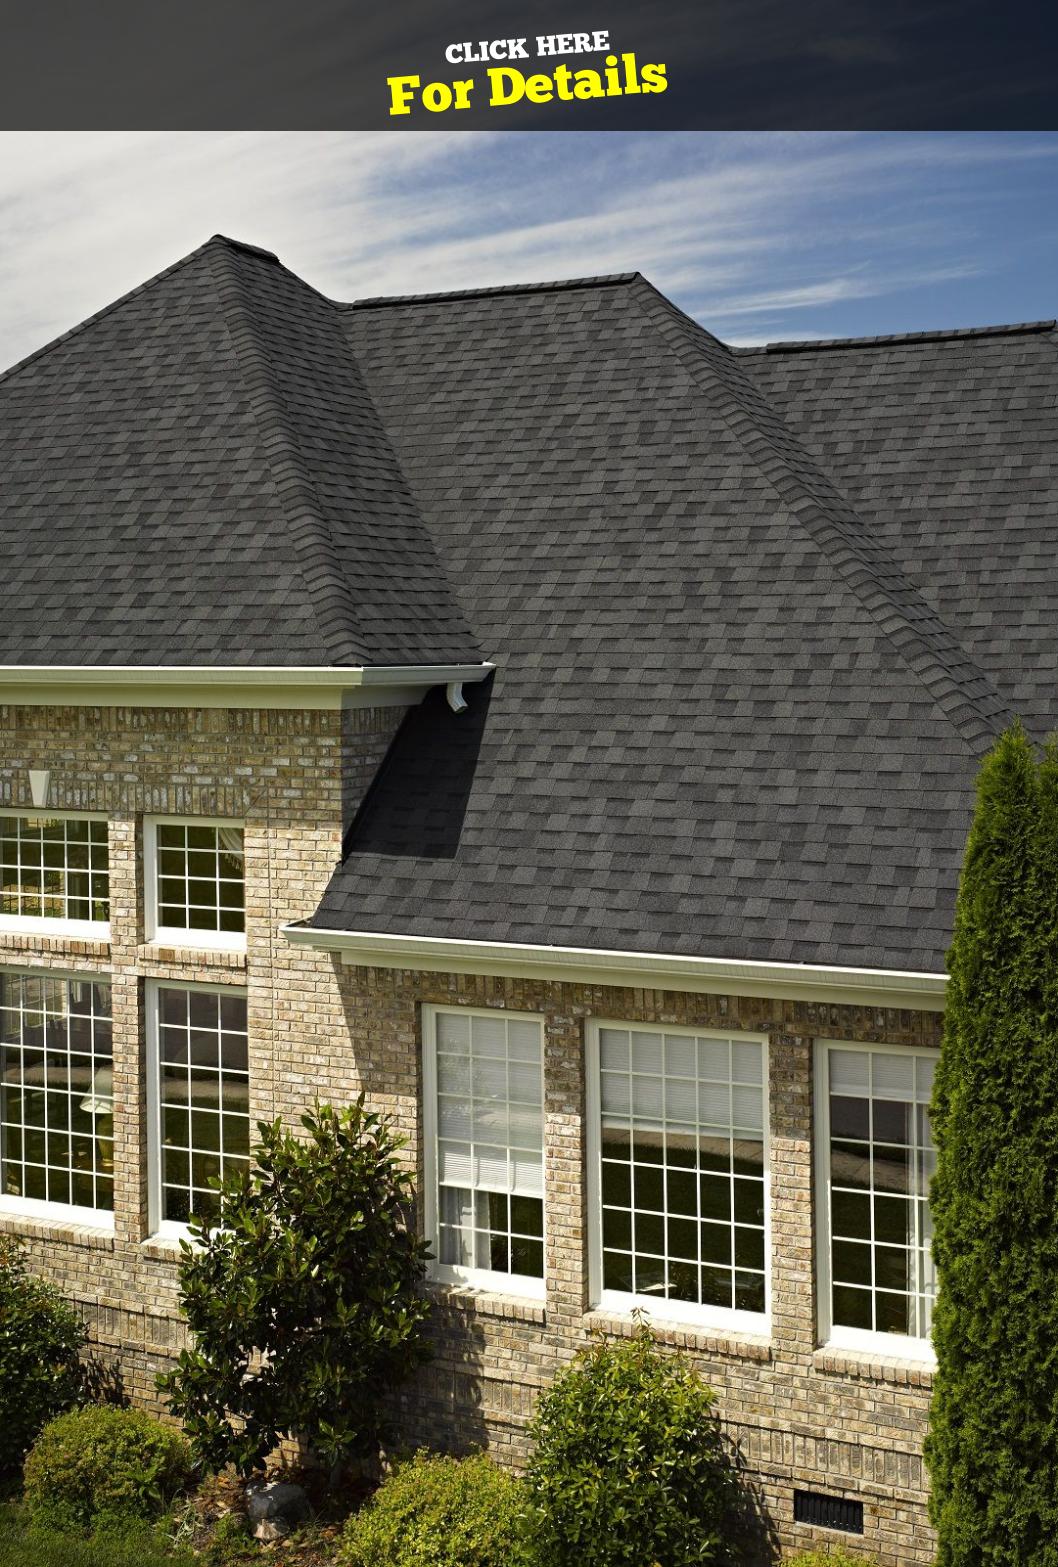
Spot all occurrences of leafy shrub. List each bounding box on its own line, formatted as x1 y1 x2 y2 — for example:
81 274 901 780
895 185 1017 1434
159 1099 432 1476
339 1450 530 1567
22 1405 192 1533
926 724 1058 1563
526 1320 737 1567
0 1239 85 1474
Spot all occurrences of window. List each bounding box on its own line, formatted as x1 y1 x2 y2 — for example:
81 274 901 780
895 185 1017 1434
0 813 109 934
147 982 249 1234
146 819 245 947
423 1006 544 1296
816 1041 937 1356
0 970 113 1223
588 1023 769 1331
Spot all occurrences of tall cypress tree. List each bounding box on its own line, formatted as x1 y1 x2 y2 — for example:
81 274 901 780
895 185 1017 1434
926 722 1058 1564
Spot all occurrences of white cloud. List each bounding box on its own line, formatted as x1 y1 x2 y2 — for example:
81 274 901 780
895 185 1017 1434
0 130 1053 371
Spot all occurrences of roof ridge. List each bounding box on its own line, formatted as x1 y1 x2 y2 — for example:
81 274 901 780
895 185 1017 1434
636 278 1014 754
757 319 1056 355
349 273 641 310
207 241 369 667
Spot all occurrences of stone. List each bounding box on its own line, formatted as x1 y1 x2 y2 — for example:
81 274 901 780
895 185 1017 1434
246 1479 311 1541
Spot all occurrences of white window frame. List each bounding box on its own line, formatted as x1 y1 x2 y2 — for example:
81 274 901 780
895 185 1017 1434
144 816 246 951
0 809 111 940
814 1038 938 1364
586 1019 771 1336
145 977 249 1240
422 1003 546 1300
0 966 115 1230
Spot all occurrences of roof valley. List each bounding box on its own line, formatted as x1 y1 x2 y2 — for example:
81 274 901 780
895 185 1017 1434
207 241 368 667
637 278 1015 755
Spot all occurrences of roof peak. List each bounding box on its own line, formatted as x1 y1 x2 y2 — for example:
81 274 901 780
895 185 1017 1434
207 234 281 264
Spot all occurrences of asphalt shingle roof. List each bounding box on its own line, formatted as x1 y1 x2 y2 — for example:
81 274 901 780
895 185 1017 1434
311 275 1058 974
0 236 480 667
4 239 1055 973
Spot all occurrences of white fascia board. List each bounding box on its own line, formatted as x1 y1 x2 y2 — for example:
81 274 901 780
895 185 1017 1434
281 925 948 1011
0 663 493 710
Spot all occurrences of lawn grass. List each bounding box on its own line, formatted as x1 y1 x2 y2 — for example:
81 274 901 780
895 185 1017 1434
0 1502 196 1567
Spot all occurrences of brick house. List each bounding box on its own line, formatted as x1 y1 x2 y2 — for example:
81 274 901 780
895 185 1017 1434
0 233 1051 1562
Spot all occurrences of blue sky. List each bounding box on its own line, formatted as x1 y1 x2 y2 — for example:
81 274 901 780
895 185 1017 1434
0 130 1056 370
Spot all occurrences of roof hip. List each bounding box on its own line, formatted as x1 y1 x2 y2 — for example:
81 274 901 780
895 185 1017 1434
637 277 1015 755
207 240 368 667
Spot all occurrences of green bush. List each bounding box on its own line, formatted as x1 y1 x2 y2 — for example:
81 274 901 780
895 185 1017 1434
0 1239 85 1474
22 1405 193 1533
525 1320 737 1567
159 1099 432 1476
339 1450 530 1567
926 724 1058 1564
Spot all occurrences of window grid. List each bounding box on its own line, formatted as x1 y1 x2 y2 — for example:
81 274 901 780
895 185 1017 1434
0 815 108 925
0 972 113 1215
430 1008 544 1285
598 1028 767 1318
826 1046 936 1342
156 985 249 1226
155 823 244 936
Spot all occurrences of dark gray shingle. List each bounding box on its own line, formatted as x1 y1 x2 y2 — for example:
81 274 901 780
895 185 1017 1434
312 276 1056 973
0 235 480 667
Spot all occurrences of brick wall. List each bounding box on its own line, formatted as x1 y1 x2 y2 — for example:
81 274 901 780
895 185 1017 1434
0 702 941 1564
0 700 403 1407
339 969 941 1567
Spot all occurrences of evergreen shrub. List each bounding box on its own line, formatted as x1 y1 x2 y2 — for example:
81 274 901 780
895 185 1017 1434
926 723 1058 1563
159 1099 432 1476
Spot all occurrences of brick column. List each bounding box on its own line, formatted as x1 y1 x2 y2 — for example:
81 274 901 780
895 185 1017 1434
544 1011 588 1325
244 819 277 1129
768 1032 816 1357
108 817 148 1244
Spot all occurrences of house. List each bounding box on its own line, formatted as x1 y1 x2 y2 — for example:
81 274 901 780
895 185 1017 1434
0 233 1052 1563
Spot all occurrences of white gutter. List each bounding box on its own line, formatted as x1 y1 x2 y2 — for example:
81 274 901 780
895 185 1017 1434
282 925 948 1011
0 663 494 710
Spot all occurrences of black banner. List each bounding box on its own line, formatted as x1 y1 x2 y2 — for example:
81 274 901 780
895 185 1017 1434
0 0 1054 130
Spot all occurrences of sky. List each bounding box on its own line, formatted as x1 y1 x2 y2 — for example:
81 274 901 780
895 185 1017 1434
0 129 1056 371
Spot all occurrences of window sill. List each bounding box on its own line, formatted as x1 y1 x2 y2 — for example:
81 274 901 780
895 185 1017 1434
0 927 111 955
140 1233 193 1263
813 1344 935 1387
584 1306 772 1362
0 1208 115 1251
428 1279 546 1325
138 942 247 971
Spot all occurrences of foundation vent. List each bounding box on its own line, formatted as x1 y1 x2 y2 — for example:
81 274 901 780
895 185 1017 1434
793 1490 865 1534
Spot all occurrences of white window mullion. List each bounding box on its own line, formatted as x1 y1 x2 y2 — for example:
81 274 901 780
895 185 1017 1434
0 968 114 1227
817 1039 938 1362
588 1021 769 1335
146 817 246 951
424 1005 545 1298
0 812 110 938
147 979 250 1238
